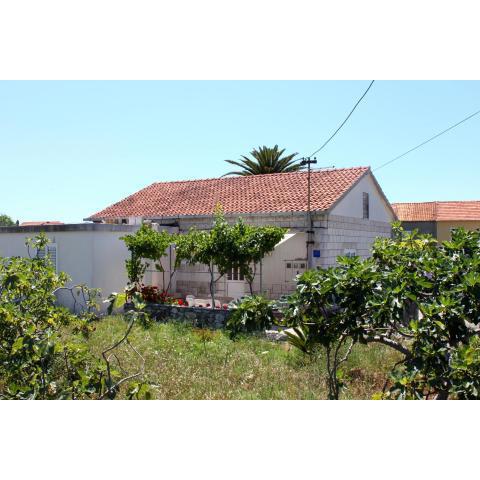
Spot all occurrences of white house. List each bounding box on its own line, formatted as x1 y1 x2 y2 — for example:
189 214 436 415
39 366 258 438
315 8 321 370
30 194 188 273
85 166 396 300
0 166 396 307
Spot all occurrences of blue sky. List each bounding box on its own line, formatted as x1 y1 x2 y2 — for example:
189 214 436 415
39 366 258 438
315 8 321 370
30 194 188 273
0 80 479 223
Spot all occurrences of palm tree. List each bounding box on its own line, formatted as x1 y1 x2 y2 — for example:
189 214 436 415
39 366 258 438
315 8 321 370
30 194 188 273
223 145 303 176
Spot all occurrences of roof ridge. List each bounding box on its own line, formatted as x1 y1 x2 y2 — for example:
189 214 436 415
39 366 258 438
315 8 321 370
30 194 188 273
392 201 438 206
151 166 371 186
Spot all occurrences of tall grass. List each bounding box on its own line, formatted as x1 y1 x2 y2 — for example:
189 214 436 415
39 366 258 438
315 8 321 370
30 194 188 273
81 316 401 400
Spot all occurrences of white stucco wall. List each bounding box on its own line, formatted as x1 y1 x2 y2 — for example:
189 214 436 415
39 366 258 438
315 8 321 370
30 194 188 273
252 232 307 297
0 226 138 311
330 172 395 222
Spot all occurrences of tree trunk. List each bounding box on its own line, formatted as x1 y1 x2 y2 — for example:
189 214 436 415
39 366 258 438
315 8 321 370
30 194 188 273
209 264 215 310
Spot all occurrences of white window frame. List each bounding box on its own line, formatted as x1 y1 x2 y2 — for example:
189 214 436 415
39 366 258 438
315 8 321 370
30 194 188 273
227 266 245 282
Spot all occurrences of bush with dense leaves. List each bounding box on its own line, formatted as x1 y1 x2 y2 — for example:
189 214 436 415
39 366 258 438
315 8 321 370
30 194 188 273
0 234 106 399
282 225 480 400
227 295 275 338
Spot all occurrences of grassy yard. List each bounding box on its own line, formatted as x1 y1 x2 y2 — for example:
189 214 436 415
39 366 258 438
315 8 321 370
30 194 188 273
75 316 402 400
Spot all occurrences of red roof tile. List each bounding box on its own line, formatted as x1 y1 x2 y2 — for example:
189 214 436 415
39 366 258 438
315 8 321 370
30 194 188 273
392 201 480 222
87 167 370 220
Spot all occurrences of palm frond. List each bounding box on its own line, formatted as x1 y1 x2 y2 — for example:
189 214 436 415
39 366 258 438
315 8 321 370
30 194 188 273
223 145 303 176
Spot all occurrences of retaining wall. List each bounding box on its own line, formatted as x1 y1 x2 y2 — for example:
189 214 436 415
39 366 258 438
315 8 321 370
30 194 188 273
142 304 232 329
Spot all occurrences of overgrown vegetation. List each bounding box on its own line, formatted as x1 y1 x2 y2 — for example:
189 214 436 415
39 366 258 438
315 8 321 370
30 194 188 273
0 234 149 399
0 234 104 398
281 225 480 400
74 316 401 400
3 226 480 400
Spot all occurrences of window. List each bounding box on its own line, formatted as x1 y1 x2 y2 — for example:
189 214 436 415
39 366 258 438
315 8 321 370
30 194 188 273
228 267 244 281
362 192 370 219
37 244 58 272
343 248 357 258
121 218 128 224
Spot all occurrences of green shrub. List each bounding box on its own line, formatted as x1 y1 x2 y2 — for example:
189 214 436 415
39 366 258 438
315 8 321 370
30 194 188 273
0 234 106 399
121 224 173 287
282 225 480 400
227 295 275 338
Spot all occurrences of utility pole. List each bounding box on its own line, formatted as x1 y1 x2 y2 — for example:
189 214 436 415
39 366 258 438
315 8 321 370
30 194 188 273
300 157 317 269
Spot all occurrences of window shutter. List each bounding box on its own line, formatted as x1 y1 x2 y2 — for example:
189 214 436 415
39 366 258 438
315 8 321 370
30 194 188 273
47 245 57 272
37 244 57 271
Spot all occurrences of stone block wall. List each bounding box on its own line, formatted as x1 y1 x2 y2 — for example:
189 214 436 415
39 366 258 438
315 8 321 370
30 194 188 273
314 214 392 268
178 212 313 232
143 304 231 329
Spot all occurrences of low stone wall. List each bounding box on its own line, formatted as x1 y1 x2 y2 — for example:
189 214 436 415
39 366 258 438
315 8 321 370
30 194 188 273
142 304 232 329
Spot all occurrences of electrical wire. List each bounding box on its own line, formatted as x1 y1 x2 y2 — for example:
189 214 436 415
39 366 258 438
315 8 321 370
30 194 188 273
309 80 375 157
374 108 480 172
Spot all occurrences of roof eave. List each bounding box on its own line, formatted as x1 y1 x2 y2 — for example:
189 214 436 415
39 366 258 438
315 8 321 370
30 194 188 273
85 209 331 223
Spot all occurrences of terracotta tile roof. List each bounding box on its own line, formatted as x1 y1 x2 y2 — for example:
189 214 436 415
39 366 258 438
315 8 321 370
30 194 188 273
87 167 370 220
392 201 480 222
20 221 64 226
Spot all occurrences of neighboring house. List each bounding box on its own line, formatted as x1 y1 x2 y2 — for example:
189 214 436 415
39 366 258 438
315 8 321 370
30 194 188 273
392 201 480 242
85 166 396 299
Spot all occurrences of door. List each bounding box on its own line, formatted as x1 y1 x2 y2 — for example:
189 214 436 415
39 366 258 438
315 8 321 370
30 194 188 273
226 266 246 299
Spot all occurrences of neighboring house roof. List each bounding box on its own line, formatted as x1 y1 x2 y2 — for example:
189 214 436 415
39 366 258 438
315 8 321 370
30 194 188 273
86 167 372 221
20 221 64 226
392 201 480 222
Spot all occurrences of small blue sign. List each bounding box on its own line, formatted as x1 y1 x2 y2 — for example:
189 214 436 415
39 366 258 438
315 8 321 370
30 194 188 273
313 250 321 258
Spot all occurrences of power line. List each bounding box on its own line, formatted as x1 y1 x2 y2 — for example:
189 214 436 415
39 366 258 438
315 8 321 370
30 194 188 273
374 108 480 172
309 80 375 157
